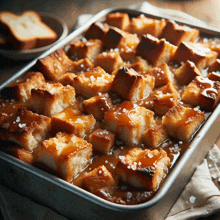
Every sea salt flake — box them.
[126,192,132,199]
[148,153,153,158]
[16,117,20,123]
[18,123,26,128]
[190,196,196,203]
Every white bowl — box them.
[0,12,68,60]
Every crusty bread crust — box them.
[0,10,57,50]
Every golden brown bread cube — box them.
[10,146,35,165]
[154,81,178,96]
[174,42,218,70]
[103,27,139,51]
[72,67,114,98]
[69,39,103,62]
[82,93,113,121]
[36,132,92,181]
[182,76,220,110]
[207,72,220,82]
[105,12,130,31]
[51,108,96,138]
[2,72,45,102]
[31,82,76,117]
[160,19,199,46]
[0,107,51,152]
[145,62,173,87]
[128,56,152,74]
[57,72,77,86]
[129,15,166,37]
[136,34,177,66]
[83,165,115,193]
[198,39,220,58]
[162,103,205,141]
[174,60,202,85]
[152,81,179,116]
[117,148,170,190]
[95,50,124,74]
[89,129,116,154]
[105,101,155,145]
[208,59,220,73]
[36,49,75,80]
[153,92,178,116]
[84,21,109,40]
[71,58,94,74]
[112,67,155,101]
[142,124,168,148]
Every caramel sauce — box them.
[195,76,218,98]
[108,101,139,126]
[136,151,164,168]
[59,135,88,158]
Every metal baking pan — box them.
[1,7,220,220]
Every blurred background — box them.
[0,0,220,33]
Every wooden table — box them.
[0,0,220,219]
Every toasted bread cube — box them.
[142,125,168,148]
[36,49,75,80]
[105,101,155,145]
[160,20,199,46]
[103,27,139,61]
[105,12,130,31]
[129,15,166,37]
[117,148,170,190]
[36,132,92,181]
[174,60,202,85]
[10,146,34,164]
[0,99,25,124]
[103,27,139,51]
[198,39,220,58]
[71,58,94,74]
[207,72,220,82]
[95,50,124,74]
[89,129,116,154]
[51,108,96,138]
[208,59,220,73]
[182,76,220,110]
[83,165,115,193]
[152,81,179,115]
[112,67,155,101]
[72,67,114,98]
[145,62,172,87]
[82,94,113,120]
[136,34,177,66]
[153,93,178,116]
[57,73,77,86]
[129,56,152,74]
[174,42,218,70]
[31,82,76,117]
[154,82,178,97]
[162,103,205,141]
[69,39,103,62]
[84,21,109,40]
[0,107,51,152]
[2,72,45,102]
